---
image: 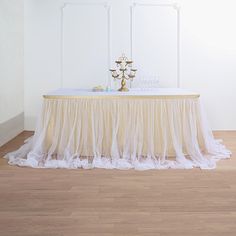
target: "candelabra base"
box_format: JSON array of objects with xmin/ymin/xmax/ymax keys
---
[{"xmin": 118, "ymin": 87, "xmax": 129, "ymax": 92}]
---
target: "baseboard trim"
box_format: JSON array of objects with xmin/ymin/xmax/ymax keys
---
[
  {"xmin": 0, "ymin": 112, "xmax": 24, "ymax": 147},
  {"xmin": 24, "ymin": 116, "xmax": 36, "ymax": 131}
]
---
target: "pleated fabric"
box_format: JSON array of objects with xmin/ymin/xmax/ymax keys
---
[{"xmin": 5, "ymin": 97, "xmax": 231, "ymax": 169}]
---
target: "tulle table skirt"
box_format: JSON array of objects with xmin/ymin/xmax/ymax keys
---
[{"xmin": 5, "ymin": 90, "xmax": 231, "ymax": 169}]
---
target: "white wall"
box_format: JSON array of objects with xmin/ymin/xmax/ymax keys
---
[
  {"xmin": 180, "ymin": 0, "xmax": 236, "ymax": 130},
  {"xmin": 24, "ymin": 0, "xmax": 236, "ymax": 130},
  {"xmin": 0, "ymin": 0, "xmax": 24, "ymax": 123},
  {"xmin": 0, "ymin": 0, "xmax": 24, "ymax": 145}
]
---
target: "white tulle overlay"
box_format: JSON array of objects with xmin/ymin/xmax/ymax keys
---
[{"xmin": 5, "ymin": 89, "xmax": 231, "ymax": 170}]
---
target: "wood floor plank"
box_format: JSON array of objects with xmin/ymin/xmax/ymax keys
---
[{"xmin": 0, "ymin": 131, "xmax": 235, "ymax": 236}]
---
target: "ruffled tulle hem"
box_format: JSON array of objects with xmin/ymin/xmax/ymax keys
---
[{"xmin": 4, "ymin": 137, "xmax": 231, "ymax": 170}]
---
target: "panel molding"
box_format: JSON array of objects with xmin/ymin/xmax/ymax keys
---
[
  {"xmin": 60, "ymin": 2, "xmax": 112, "ymax": 88},
  {"xmin": 130, "ymin": 2, "xmax": 180, "ymax": 87}
]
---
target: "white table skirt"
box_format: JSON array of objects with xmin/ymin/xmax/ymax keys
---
[{"xmin": 5, "ymin": 88, "xmax": 231, "ymax": 169}]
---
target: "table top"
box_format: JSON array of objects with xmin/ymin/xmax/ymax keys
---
[{"xmin": 43, "ymin": 88, "xmax": 200, "ymax": 99}]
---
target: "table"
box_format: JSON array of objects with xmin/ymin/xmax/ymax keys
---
[{"xmin": 5, "ymin": 88, "xmax": 231, "ymax": 169}]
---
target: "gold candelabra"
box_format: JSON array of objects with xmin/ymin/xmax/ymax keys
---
[{"xmin": 109, "ymin": 54, "xmax": 137, "ymax": 92}]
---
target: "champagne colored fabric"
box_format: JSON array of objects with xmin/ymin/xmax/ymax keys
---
[{"xmin": 5, "ymin": 94, "xmax": 230, "ymax": 169}]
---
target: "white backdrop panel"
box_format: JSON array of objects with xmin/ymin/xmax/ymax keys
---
[
  {"xmin": 132, "ymin": 5, "xmax": 178, "ymax": 87},
  {"xmin": 62, "ymin": 4, "xmax": 109, "ymax": 88}
]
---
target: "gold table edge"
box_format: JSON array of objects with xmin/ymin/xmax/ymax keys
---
[{"xmin": 43, "ymin": 94, "xmax": 200, "ymax": 99}]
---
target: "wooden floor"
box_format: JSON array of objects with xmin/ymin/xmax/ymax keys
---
[{"xmin": 0, "ymin": 131, "xmax": 235, "ymax": 236}]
